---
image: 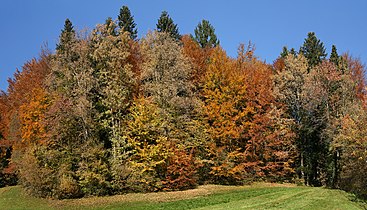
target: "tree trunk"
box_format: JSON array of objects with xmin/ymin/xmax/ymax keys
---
[{"xmin": 301, "ymin": 152, "xmax": 305, "ymax": 183}]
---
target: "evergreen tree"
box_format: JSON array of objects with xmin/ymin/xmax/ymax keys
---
[
  {"xmin": 105, "ymin": 17, "xmax": 117, "ymax": 36},
  {"xmin": 194, "ymin": 19, "xmax": 219, "ymax": 48},
  {"xmin": 56, "ymin": 18, "xmax": 76, "ymax": 53},
  {"xmin": 280, "ymin": 46, "xmax": 289, "ymax": 58},
  {"xmin": 117, "ymin": 5, "xmax": 137, "ymax": 40},
  {"xmin": 156, "ymin": 11, "xmax": 181, "ymax": 41},
  {"xmin": 290, "ymin": 48, "xmax": 297, "ymax": 56},
  {"xmin": 330, "ymin": 45, "xmax": 339, "ymax": 66},
  {"xmin": 299, "ymin": 32, "xmax": 327, "ymax": 69}
]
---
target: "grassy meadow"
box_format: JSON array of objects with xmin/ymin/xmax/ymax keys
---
[{"xmin": 0, "ymin": 183, "xmax": 365, "ymax": 210}]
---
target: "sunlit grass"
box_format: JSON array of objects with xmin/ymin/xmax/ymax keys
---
[{"xmin": 0, "ymin": 183, "xmax": 365, "ymax": 210}]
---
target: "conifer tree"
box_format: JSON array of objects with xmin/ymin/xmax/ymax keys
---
[
  {"xmin": 156, "ymin": 11, "xmax": 181, "ymax": 41},
  {"xmin": 194, "ymin": 19, "xmax": 219, "ymax": 48},
  {"xmin": 280, "ymin": 46, "xmax": 289, "ymax": 58},
  {"xmin": 290, "ymin": 48, "xmax": 297, "ymax": 56},
  {"xmin": 105, "ymin": 17, "xmax": 117, "ymax": 36},
  {"xmin": 118, "ymin": 5, "xmax": 137, "ymax": 40},
  {"xmin": 330, "ymin": 45, "xmax": 339, "ymax": 66},
  {"xmin": 56, "ymin": 18, "xmax": 76, "ymax": 54},
  {"xmin": 299, "ymin": 32, "xmax": 327, "ymax": 69}
]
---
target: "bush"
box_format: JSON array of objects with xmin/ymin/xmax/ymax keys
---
[
  {"xmin": 77, "ymin": 146, "xmax": 112, "ymax": 196},
  {"xmin": 162, "ymin": 148, "xmax": 200, "ymax": 191},
  {"xmin": 15, "ymin": 145, "xmax": 57, "ymax": 198}
]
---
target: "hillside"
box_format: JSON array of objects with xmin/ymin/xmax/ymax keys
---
[{"xmin": 0, "ymin": 183, "xmax": 365, "ymax": 210}]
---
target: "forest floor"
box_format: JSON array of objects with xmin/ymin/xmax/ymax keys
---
[{"xmin": 0, "ymin": 182, "xmax": 366, "ymax": 210}]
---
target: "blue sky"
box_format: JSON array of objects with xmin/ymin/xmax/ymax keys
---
[{"xmin": 0, "ymin": 0, "xmax": 366, "ymax": 92}]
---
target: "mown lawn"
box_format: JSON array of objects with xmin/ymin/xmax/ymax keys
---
[{"xmin": 0, "ymin": 183, "xmax": 365, "ymax": 210}]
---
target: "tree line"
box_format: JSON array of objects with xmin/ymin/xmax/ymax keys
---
[{"xmin": 0, "ymin": 6, "xmax": 366, "ymax": 199}]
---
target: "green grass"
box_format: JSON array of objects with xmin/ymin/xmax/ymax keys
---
[
  {"xmin": 0, "ymin": 184, "xmax": 365, "ymax": 210},
  {"xmin": 0, "ymin": 186, "xmax": 50, "ymax": 210}
]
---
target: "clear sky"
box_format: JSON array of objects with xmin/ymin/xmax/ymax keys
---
[{"xmin": 0, "ymin": 0, "xmax": 366, "ymax": 92}]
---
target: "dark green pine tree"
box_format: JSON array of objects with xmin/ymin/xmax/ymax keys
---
[
  {"xmin": 280, "ymin": 46, "xmax": 289, "ymax": 58},
  {"xmin": 56, "ymin": 18, "xmax": 76, "ymax": 53},
  {"xmin": 299, "ymin": 32, "xmax": 327, "ymax": 69},
  {"xmin": 194, "ymin": 19, "xmax": 219, "ymax": 48},
  {"xmin": 156, "ymin": 11, "xmax": 181, "ymax": 41},
  {"xmin": 329, "ymin": 45, "xmax": 339, "ymax": 66},
  {"xmin": 105, "ymin": 17, "xmax": 117, "ymax": 36},
  {"xmin": 290, "ymin": 48, "xmax": 297, "ymax": 56},
  {"xmin": 118, "ymin": 5, "xmax": 138, "ymax": 40}
]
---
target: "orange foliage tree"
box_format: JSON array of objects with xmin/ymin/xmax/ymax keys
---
[
  {"xmin": 181, "ymin": 35, "xmax": 213, "ymax": 87},
  {"xmin": 1, "ymin": 54, "xmax": 51, "ymax": 186},
  {"xmin": 19, "ymin": 88, "xmax": 50, "ymax": 145},
  {"xmin": 343, "ymin": 54, "xmax": 366, "ymax": 103},
  {"xmin": 202, "ymin": 46, "xmax": 296, "ymax": 184},
  {"xmin": 5, "ymin": 54, "xmax": 50, "ymax": 146}
]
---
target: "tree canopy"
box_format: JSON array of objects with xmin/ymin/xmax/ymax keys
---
[{"xmin": 1, "ymin": 6, "xmax": 366, "ymax": 200}]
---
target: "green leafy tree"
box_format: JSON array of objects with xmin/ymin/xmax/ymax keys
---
[
  {"xmin": 118, "ymin": 5, "xmax": 138, "ymax": 39},
  {"xmin": 156, "ymin": 11, "xmax": 181, "ymax": 41},
  {"xmin": 299, "ymin": 32, "xmax": 327, "ymax": 69},
  {"xmin": 194, "ymin": 19, "xmax": 219, "ymax": 48}
]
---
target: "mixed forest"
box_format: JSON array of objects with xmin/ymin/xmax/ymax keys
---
[{"xmin": 0, "ymin": 6, "xmax": 366, "ymax": 199}]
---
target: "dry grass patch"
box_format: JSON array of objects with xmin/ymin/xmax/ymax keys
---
[{"xmin": 51, "ymin": 182, "xmax": 297, "ymax": 209}]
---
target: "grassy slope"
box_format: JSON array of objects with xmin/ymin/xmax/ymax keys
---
[{"xmin": 0, "ymin": 183, "xmax": 365, "ymax": 210}]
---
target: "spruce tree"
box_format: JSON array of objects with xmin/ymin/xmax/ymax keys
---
[
  {"xmin": 118, "ymin": 5, "xmax": 137, "ymax": 40},
  {"xmin": 299, "ymin": 32, "xmax": 327, "ymax": 69},
  {"xmin": 56, "ymin": 18, "xmax": 76, "ymax": 54},
  {"xmin": 280, "ymin": 46, "xmax": 289, "ymax": 58},
  {"xmin": 330, "ymin": 45, "xmax": 339, "ymax": 66},
  {"xmin": 105, "ymin": 17, "xmax": 117, "ymax": 36},
  {"xmin": 290, "ymin": 48, "xmax": 297, "ymax": 56},
  {"xmin": 194, "ymin": 19, "xmax": 219, "ymax": 48},
  {"xmin": 156, "ymin": 11, "xmax": 181, "ymax": 41}
]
